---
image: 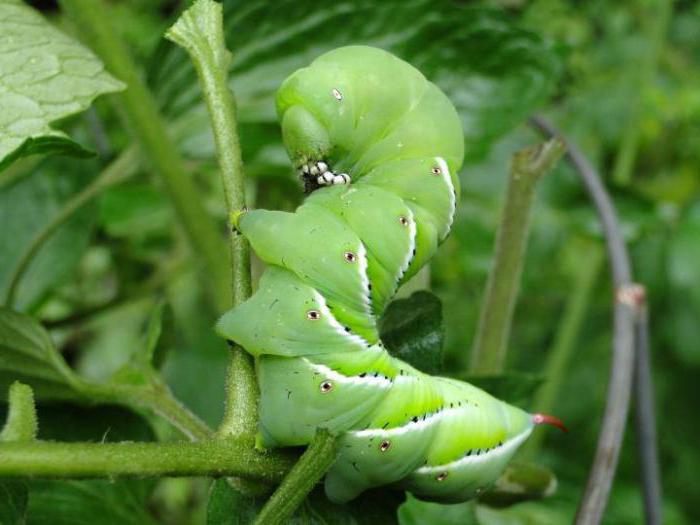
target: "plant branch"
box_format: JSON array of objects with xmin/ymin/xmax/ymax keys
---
[
  {"xmin": 631, "ymin": 286, "xmax": 663, "ymax": 525},
  {"xmin": 165, "ymin": 0, "xmax": 257, "ymax": 441},
  {"xmin": 81, "ymin": 377, "xmax": 213, "ymax": 442},
  {"xmin": 253, "ymin": 430, "xmax": 338, "ymax": 525},
  {"xmin": 530, "ymin": 116, "xmax": 660, "ymax": 525},
  {"xmin": 470, "ymin": 138, "xmax": 566, "ymax": 373},
  {"xmin": 0, "ymin": 438, "xmax": 295, "ymax": 483},
  {"xmin": 59, "ymin": 0, "xmax": 230, "ymax": 312},
  {"xmin": 3, "ymin": 147, "xmax": 138, "ymax": 307}
]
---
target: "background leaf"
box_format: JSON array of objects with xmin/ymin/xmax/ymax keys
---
[
  {"xmin": 208, "ymin": 481, "xmax": 403, "ymax": 525},
  {"xmin": 151, "ymin": 0, "xmax": 560, "ymax": 162},
  {"xmin": 380, "ymin": 291, "xmax": 444, "ymax": 375},
  {"xmin": 0, "ymin": 480, "xmax": 27, "ymax": 525},
  {"xmin": 24, "ymin": 404, "xmax": 157, "ymax": 525},
  {"xmin": 0, "ymin": 163, "xmax": 98, "ymax": 311},
  {"xmin": 0, "ymin": 307, "xmax": 82, "ymax": 402},
  {"xmin": 0, "ymin": 0, "xmax": 123, "ymax": 171}
]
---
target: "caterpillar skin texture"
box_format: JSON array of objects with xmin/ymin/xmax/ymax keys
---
[{"xmin": 218, "ymin": 46, "xmax": 542, "ymax": 504}]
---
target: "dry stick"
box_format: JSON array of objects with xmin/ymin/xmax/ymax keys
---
[
  {"xmin": 3, "ymin": 147, "xmax": 138, "ymax": 307},
  {"xmin": 470, "ymin": 139, "xmax": 566, "ymax": 373},
  {"xmin": 253, "ymin": 430, "xmax": 338, "ymax": 525},
  {"xmin": 531, "ymin": 116, "xmax": 660, "ymax": 525},
  {"xmin": 59, "ymin": 0, "xmax": 230, "ymax": 313},
  {"xmin": 631, "ymin": 287, "xmax": 663, "ymax": 525}
]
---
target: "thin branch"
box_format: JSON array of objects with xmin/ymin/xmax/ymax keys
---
[
  {"xmin": 253, "ymin": 430, "xmax": 338, "ymax": 525},
  {"xmin": 631, "ymin": 286, "xmax": 663, "ymax": 525},
  {"xmin": 531, "ymin": 116, "xmax": 660, "ymax": 525},
  {"xmin": 0, "ymin": 439, "xmax": 295, "ymax": 483},
  {"xmin": 165, "ymin": 0, "xmax": 257, "ymax": 442},
  {"xmin": 470, "ymin": 138, "xmax": 566, "ymax": 373},
  {"xmin": 3, "ymin": 147, "xmax": 138, "ymax": 307},
  {"xmin": 59, "ymin": 0, "xmax": 231, "ymax": 312},
  {"xmin": 82, "ymin": 378, "xmax": 213, "ymax": 443}
]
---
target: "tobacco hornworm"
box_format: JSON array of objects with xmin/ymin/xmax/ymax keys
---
[{"xmin": 217, "ymin": 46, "xmax": 563, "ymax": 503}]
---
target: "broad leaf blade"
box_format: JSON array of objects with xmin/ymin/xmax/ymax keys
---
[
  {"xmin": 0, "ymin": 0, "xmax": 124, "ymax": 171},
  {"xmin": 0, "ymin": 307, "xmax": 82, "ymax": 401},
  {"xmin": 380, "ymin": 291, "xmax": 444, "ymax": 375},
  {"xmin": 24, "ymin": 404, "xmax": 157, "ymax": 525},
  {"xmin": 0, "ymin": 166, "xmax": 97, "ymax": 310},
  {"xmin": 0, "ymin": 480, "xmax": 27, "ymax": 525},
  {"xmin": 151, "ymin": 0, "xmax": 560, "ymax": 161},
  {"xmin": 207, "ymin": 482, "xmax": 403, "ymax": 525}
]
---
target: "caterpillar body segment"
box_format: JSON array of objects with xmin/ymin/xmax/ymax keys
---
[{"xmin": 216, "ymin": 45, "xmax": 553, "ymax": 504}]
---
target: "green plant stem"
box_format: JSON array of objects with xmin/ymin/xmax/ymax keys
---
[
  {"xmin": 0, "ymin": 382, "xmax": 38, "ymax": 442},
  {"xmin": 470, "ymin": 139, "xmax": 566, "ymax": 373},
  {"xmin": 0, "ymin": 439, "xmax": 295, "ymax": 482},
  {"xmin": 59, "ymin": 0, "xmax": 230, "ymax": 312},
  {"xmin": 84, "ymin": 378, "xmax": 213, "ymax": 442},
  {"xmin": 164, "ymin": 0, "xmax": 256, "ymax": 442},
  {"xmin": 612, "ymin": 0, "xmax": 673, "ymax": 186},
  {"xmin": 253, "ymin": 430, "xmax": 338, "ymax": 525},
  {"xmin": 3, "ymin": 147, "xmax": 138, "ymax": 307},
  {"xmin": 521, "ymin": 243, "xmax": 603, "ymax": 459}
]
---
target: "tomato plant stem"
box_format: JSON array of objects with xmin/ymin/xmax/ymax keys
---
[
  {"xmin": 165, "ymin": 0, "xmax": 257, "ymax": 443},
  {"xmin": 0, "ymin": 439, "xmax": 295, "ymax": 482},
  {"xmin": 253, "ymin": 430, "xmax": 338, "ymax": 525},
  {"xmin": 470, "ymin": 138, "xmax": 565, "ymax": 373}
]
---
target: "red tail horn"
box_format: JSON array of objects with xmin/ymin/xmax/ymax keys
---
[{"xmin": 533, "ymin": 413, "xmax": 568, "ymax": 433}]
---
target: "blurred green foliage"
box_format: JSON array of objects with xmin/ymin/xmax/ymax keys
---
[{"xmin": 1, "ymin": 0, "xmax": 698, "ymax": 523}]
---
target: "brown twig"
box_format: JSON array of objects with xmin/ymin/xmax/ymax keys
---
[{"xmin": 530, "ymin": 116, "xmax": 661, "ymax": 525}]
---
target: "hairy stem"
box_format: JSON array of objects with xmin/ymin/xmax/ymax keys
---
[
  {"xmin": 0, "ymin": 382, "xmax": 38, "ymax": 442},
  {"xmin": 253, "ymin": 430, "xmax": 338, "ymax": 525},
  {"xmin": 522, "ymin": 243, "xmax": 603, "ymax": 458},
  {"xmin": 470, "ymin": 139, "xmax": 566, "ymax": 373},
  {"xmin": 84, "ymin": 378, "xmax": 213, "ymax": 442},
  {"xmin": 3, "ymin": 147, "xmax": 138, "ymax": 307},
  {"xmin": 0, "ymin": 439, "xmax": 294, "ymax": 482},
  {"xmin": 165, "ymin": 0, "xmax": 256, "ymax": 441},
  {"xmin": 59, "ymin": 0, "xmax": 230, "ymax": 312}
]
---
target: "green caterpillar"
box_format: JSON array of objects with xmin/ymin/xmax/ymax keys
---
[{"xmin": 217, "ymin": 46, "xmax": 563, "ymax": 504}]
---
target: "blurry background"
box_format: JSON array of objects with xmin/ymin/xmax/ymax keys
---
[{"xmin": 1, "ymin": 0, "xmax": 698, "ymax": 523}]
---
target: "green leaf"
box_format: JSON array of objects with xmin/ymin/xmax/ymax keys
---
[
  {"xmin": 0, "ymin": 166, "xmax": 97, "ymax": 310},
  {"xmin": 207, "ymin": 479, "xmax": 266, "ymax": 525},
  {"xmin": 398, "ymin": 493, "xmax": 478, "ymax": 525},
  {"xmin": 0, "ymin": 307, "xmax": 83, "ymax": 402},
  {"xmin": 0, "ymin": 480, "xmax": 27, "ymax": 525},
  {"xmin": 24, "ymin": 404, "xmax": 157, "ymax": 525},
  {"xmin": 451, "ymin": 372, "xmax": 545, "ymax": 405},
  {"xmin": 0, "ymin": 0, "xmax": 124, "ymax": 171},
  {"xmin": 139, "ymin": 301, "xmax": 174, "ymax": 370},
  {"xmin": 477, "ymin": 461, "xmax": 557, "ymax": 508},
  {"xmin": 26, "ymin": 480, "xmax": 157, "ymax": 525},
  {"xmin": 151, "ymin": 0, "xmax": 559, "ymax": 160},
  {"xmin": 380, "ymin": 291, "xmax": 444, "ymax": 375},
  {"xmin": 99, "ymin": 182, "xmax": 173, "ymax": 239},
  {"xmin": 207, "ymin": 482, "xmax": 403, "ymax": 525}
]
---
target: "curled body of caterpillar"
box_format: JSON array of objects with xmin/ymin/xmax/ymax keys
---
[{"xmin": 217, "ymin": 46, "xmax": 563, "ymax": 503}]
